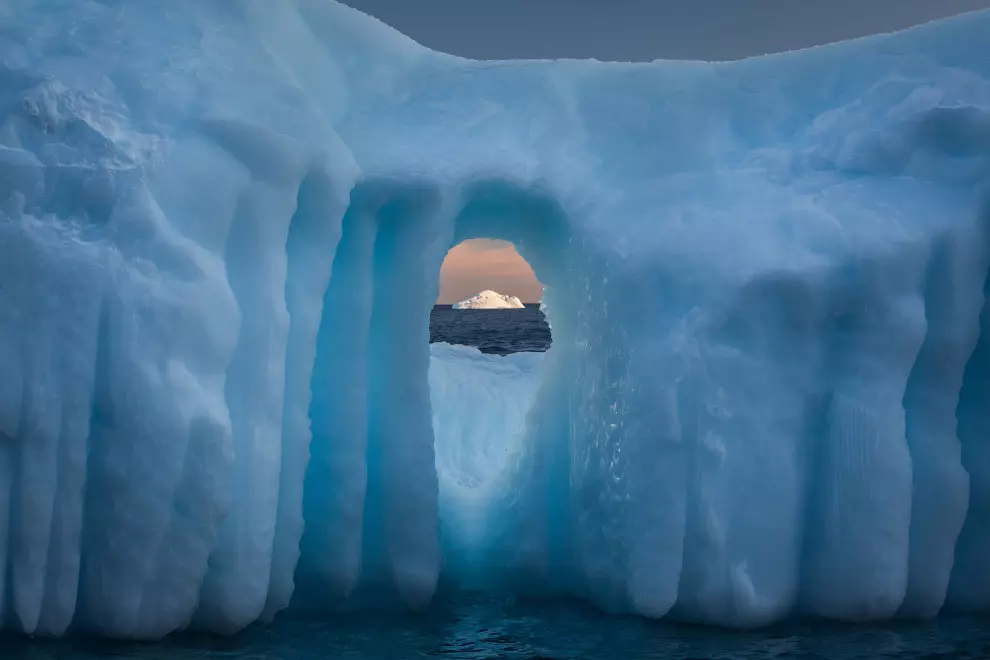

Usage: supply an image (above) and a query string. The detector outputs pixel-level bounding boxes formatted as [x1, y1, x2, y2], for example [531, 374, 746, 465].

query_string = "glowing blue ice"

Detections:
[0, 0, 989, 639]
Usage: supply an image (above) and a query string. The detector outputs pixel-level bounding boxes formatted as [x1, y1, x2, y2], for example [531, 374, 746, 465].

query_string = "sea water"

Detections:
[4, 596, 989, 659]
[430, 305, 552, 355]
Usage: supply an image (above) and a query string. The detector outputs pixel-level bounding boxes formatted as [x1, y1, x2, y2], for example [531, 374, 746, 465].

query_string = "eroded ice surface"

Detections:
[429, 343, 545, 582]
[0, 0, 990, 639]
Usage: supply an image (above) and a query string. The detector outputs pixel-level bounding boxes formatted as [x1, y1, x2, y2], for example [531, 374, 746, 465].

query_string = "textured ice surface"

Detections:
[1, 0, 990, 639]
[429, 343, 545, 582]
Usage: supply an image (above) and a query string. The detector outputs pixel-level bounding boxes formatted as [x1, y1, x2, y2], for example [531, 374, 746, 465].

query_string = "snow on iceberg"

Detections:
[452, 290, 526, 309]
[0, 0, 989, 639]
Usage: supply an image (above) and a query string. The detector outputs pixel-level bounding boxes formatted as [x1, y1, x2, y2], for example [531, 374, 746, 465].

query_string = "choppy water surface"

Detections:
[4, 596, 989, 659]
[430, 305, 551, 355]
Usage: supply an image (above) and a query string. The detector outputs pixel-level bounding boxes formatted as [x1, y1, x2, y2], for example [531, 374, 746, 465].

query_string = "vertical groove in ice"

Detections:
[803, 259, 926, 620]
[264, 159, 352, 621]
[195, 180, 294, 632]
[300, 192, 377, 599]
[366, 184, 446, 607]
[899, 227, 986, 618]
[947, 224, 990, 612]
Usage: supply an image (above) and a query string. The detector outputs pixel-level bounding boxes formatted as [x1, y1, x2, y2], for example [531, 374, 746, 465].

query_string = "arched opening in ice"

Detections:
[431, 239, 549, 354]
[295, 177, 573, 608]
[430, 239, 548, 587]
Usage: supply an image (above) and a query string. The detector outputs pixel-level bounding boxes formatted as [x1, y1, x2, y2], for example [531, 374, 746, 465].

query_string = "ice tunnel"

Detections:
[1, 0, 990, 640]
[295, 177, 570, 616]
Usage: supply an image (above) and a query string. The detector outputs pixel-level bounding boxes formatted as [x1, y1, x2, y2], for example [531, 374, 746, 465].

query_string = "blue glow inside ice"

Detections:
[0, 0, 989, 639]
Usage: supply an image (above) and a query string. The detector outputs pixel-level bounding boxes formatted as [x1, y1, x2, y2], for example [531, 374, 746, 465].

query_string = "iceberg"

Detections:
[0, 0, 989, 639]
[452, 290, 526, 309]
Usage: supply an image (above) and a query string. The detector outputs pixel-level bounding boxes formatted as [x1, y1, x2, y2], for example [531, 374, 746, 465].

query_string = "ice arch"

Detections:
[0, 0, 990, 640]
[295, 177, 571, 605]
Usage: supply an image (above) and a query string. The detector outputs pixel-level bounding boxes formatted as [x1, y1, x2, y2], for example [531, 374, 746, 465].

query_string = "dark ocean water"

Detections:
[430, 304, 551, 355]
[4, 596, 990, 660]
[6, 310, 990, 659]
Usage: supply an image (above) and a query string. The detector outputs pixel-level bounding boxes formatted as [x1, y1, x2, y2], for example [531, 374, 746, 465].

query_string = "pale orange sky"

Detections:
[436, 239, 544, 304]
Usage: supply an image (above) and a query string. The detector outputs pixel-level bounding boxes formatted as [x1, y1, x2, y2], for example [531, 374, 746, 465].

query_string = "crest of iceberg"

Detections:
[452, 290, 526, 309]
[0, 0, 989, 639]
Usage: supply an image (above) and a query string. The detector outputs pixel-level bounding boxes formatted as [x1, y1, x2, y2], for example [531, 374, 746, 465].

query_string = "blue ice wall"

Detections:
[0, 0, 989, 638]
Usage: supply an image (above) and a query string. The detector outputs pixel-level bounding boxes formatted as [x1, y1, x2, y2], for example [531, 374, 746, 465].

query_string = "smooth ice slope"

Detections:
[452, 290, 526, 309]
[1, 0, 990, 639]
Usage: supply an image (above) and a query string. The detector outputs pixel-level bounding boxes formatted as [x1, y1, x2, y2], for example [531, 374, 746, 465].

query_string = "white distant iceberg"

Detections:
[452, 290, 526, 309]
